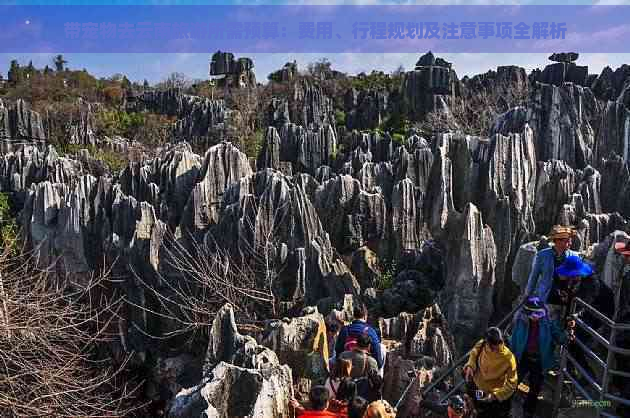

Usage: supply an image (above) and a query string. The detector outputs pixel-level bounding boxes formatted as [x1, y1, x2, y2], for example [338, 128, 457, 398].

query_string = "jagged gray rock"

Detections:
[0, 98, 46, 141]
[528, 82, 599, 168]
[403, 53, 460, 119]
[168, 304, 292, 418]
[441, 203, 497, 353]
[278, 123, 337, 175]
[534, 160, 579, 234]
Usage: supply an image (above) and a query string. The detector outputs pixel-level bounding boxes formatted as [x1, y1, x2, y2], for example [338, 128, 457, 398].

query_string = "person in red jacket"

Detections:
[290, 385, 339, 417]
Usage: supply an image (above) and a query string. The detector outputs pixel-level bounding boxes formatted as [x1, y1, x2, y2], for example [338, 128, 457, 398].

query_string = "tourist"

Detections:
[462, 327, 517, 418]
[525, 225, 579, 309]
[347, 397, 369, 418]
[419, 394, 475, 418]
[551, 254, 603, 382]
[508, 297, 568, 418]
[335, 303, 384, 370]
[328, 378, 357, 417]
[325, 358, 353, 399]
[356, 368, 384, 403]
[339, 333, 379, 381]
[290, 385, 339, 417]
[327, 321, 342, 369]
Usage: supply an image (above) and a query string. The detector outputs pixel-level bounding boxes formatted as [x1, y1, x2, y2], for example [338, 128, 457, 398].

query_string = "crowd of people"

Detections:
[289, 225, 630, 418]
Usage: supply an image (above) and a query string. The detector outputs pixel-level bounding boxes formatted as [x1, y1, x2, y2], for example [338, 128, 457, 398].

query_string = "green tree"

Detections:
[8, 60, 22, 84]
[53, 54, 67, 72]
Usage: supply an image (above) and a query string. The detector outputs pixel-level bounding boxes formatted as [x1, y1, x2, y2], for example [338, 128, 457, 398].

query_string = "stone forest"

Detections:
[0, 51, 629, 418]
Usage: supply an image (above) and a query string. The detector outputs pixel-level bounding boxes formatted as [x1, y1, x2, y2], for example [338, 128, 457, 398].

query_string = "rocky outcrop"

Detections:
[266, 98, 290, 128]
[216, 169, 359, 306]
[591, 64, 630, 101]
[596, 94, 630, 164]
[131, 88, 228, 141]
[533, 160, 579, 234]
[256, 127, 281, 170]
[482, 126, 537, 311]
[403, 52, 460, 120]
[536, 53, 587, 87]
[168, 304, 292, 418]
[209, 51, 256, 89]
[528, 82, 599, 169]
[345, 88, 389, 131]
[277, 123, 337, 175]
[313, 174, 387, 254]
[0, 98, 46, 141]
[441, 204, 497, 353]
[268, 61, 298, 83]
[380, 304, 455, 405]
[291, 78, 335, 129]
[68, 98, 97, 146]
[261, 307, 328, 385]
[181, 142, 252, 234]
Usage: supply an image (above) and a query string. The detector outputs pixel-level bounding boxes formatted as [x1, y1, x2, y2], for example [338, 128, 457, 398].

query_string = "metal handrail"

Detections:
[399, 297, 527, 410]
[552, 296, 630, 418]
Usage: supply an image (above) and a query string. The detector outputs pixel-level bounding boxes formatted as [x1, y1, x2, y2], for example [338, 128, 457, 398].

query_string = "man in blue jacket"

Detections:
[509, 296, 569, 418]
[525, 225, 579, 308]
[335, 302, 384, 370]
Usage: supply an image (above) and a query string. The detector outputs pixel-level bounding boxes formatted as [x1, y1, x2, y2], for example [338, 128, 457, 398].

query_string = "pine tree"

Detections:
[53, 54, 67, 72]
[8, 60, 22, 84]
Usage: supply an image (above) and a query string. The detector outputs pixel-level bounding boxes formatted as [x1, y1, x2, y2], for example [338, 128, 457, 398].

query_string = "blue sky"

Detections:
[2, 0, 630, 83]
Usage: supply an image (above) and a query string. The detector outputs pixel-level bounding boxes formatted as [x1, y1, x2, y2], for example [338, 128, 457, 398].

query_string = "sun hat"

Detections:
[555, 255, 593, 277]
[614, 240, 630, 256]
[523, 296, 546, 319]
[549, 225, 575, 240]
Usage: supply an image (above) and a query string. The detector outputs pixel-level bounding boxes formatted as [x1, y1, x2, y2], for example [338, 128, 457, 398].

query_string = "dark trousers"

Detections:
[475, 397, 512, 418]
[517, 353, 544, 416]
[466, 382, 512, 418]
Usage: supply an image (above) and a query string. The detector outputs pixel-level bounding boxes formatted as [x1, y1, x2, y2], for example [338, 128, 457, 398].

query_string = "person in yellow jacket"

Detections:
[462, 327, 517, 418]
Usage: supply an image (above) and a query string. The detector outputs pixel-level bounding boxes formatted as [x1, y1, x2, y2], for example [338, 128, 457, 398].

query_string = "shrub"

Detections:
[376, 260, 397, 290]
[335, 109, 346, 127]
[0, 193, 18, 254]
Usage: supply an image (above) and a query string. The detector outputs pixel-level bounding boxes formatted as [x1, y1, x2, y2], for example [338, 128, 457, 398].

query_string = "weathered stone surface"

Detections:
[291, 78, 335, 129]
[278, 123, 337, 175]
[512, 241, 539, 298]
[549, 52, 579, 63]
[209, 51, 256, 88]
[345, 89, 389, 131]
[0, 98, 46, 141]
[269, 61, 298, 83]
[528, 82, 599, 169]
[131, 88, 228, 141]
[261, 307, 328, 383]
[596, 97, 630, 164]
[181, 142, 251, 234]
[598, 157, 630, 218]
[266, 98, 290, 128]
[68, 98, 97, 146]
[257, 127, 281, 170]
[168, 304, 292, 418]
[217, 169, 359, 306]
[381, 304, 455, 406]
[441, 203, 496, 353]
[538, 61, 588, 87]
[534, 160, 578, 234]
[314, 174, 387, 253]
[482, 126, 537, 312]
[591, 64, 630, 101]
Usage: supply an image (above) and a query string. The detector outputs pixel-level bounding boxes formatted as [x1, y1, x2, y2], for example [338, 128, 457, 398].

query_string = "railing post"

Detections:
[552, 298, 578, 417]
[601, 326, 617, 412]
